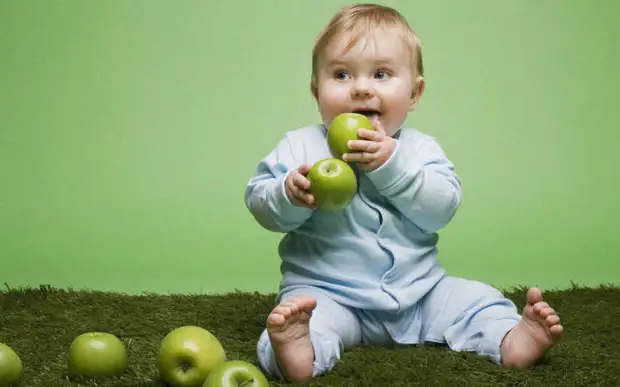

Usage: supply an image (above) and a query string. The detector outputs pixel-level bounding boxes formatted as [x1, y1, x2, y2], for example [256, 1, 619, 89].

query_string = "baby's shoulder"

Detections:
[398, 127, 440, 149]
[399, 127, 435, 141]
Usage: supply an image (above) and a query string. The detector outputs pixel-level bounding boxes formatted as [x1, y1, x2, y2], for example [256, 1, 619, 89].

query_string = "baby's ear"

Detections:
[410, 76, 425, 110]
[310, 78, 318, 100]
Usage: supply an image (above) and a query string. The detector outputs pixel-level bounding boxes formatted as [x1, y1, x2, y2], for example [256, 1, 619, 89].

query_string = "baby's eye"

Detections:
[374, 71, 389, 79]
[335, 71, 349, 80]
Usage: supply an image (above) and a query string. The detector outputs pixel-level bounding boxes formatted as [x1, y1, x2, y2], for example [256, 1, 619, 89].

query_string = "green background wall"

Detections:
[1, 0, 618, 295]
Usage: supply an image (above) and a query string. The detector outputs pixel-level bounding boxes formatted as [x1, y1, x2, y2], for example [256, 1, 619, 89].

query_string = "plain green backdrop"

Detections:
[1, 0, 618, 295]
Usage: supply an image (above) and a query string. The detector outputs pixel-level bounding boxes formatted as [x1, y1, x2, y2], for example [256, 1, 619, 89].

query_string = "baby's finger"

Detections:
[356, 160, 378, 172]
[287, 187, 309, 207]
[294, 172, 311, 191]
[285, 183, 299, 204]
[297, 164, 312, 175]
[294, 186, 315, 205]
[343, 151, 373, 163]
[357, 128, 384, 140]
[371, 117, 386, 134]
[347, 139, 380, 153]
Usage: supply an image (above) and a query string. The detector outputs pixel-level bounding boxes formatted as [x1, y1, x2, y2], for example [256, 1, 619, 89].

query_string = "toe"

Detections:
[539, 307, 556, 318]
[272, 305, 294, 320]
[549, 324, 564, 340]
[533, 302, 549, 314]
[546, 314, 560, 326]
[526, 287, 543, 305]
[297, 296, 318, 312]
[280, 300, 301, 315]
[550, 324, 564, 336]
[267, 313, 285, 327]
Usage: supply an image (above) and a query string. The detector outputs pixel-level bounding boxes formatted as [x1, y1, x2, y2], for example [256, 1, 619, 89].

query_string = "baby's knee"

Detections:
[460, 279, 508, 303]
[483, 283, 504, 300]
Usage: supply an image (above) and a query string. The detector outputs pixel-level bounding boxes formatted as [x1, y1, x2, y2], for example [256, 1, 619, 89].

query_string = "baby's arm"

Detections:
[245, 134, 314, 233]
[365, 137, 462, 234]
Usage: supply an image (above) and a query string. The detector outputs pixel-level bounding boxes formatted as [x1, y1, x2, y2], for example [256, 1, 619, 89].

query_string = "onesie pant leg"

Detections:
[256, 287, 363, 380]
[417, 276, 521, 364]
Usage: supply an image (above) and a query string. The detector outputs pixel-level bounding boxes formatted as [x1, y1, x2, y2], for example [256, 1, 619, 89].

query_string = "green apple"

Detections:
[0, 343, 23, 387]
[66, 332, 128, 379]
[307, 158, 358, 211]
[202, 360, 269, 387]
[157, 325, 227, 387]
[327, 112, 376, 159]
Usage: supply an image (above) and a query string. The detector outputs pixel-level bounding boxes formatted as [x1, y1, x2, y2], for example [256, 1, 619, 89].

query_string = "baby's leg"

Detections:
[256, 287, 362, 382]
[417, 277, 562, 367]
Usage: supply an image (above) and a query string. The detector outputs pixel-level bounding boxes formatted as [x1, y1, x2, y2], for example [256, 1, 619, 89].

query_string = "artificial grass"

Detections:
[0, 283, 618, 387]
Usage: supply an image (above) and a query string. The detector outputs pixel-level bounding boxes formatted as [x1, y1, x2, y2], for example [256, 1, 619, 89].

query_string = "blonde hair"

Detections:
[310, 3, 424, 95]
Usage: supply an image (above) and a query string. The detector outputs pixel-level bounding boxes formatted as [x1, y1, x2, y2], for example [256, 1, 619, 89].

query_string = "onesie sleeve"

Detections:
[245, 134, 314, 233]
[365, 136, 462, 234]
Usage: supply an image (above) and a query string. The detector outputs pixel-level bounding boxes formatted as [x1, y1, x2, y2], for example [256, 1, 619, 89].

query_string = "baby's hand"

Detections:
[285, 165, 315, 208]
[343, 119, 397, 172]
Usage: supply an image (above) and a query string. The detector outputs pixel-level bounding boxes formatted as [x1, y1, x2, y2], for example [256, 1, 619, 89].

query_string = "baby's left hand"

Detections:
[342, 120, 397, 172]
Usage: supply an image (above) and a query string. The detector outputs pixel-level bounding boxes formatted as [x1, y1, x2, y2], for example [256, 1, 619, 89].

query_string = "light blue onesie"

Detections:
[245, 124, 521, 380]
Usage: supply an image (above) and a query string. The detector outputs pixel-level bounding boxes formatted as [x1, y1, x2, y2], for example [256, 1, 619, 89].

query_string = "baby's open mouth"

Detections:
[353, 109, 380, 123]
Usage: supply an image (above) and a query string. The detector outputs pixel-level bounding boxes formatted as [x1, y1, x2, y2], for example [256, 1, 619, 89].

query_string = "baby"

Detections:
[244, 3, 563, 382]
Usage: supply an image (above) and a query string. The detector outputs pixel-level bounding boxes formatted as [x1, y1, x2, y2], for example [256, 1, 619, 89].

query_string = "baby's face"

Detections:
[313, 27, 420, 137]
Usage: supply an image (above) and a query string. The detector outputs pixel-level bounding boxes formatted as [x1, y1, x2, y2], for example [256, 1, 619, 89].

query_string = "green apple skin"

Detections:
[307, 158, 358, 211]
[202, 360, 269, 387]
[327, 112, 375, 159]
[157, 326, 227, 387]
[66, 332, 128, 379]
[0, 343, 23, 387]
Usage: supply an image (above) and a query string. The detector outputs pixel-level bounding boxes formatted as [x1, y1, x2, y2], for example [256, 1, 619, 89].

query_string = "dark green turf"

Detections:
[0, 283, 618, 386]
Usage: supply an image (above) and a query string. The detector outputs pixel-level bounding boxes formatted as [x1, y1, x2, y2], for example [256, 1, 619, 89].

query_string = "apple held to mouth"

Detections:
[66, 332, 128, 380]
[157, 325, 227, 387]
[0, 343, 23, 387]
[307, 158, 358, 211]
[202, 360, 269, 387]
[327, 112, 376, 159]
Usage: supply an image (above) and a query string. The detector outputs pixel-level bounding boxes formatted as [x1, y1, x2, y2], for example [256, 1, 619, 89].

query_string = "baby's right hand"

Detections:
[285, 164, 315, 209]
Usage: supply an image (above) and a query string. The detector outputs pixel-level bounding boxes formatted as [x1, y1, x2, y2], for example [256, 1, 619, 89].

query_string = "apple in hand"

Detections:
[0, 343, 23, 387]
[202, 360, 269, 387]
[157, 325, 227, 387]
[66, 332, 128, 379]
[307, 158, 358, 211]
[327, 112, 376, 159]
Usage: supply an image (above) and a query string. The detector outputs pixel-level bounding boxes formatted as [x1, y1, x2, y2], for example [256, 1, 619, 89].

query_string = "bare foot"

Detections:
[500, 287, 563, 368]
[267, 296, 317, 382]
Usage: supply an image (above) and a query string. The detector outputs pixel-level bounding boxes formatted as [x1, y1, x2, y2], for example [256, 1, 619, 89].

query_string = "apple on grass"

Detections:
[327, 112, 376, 159]
[157, 325, 227, 387]
[66, 332, 128, 380]
[307, 158, 358, 211]
[0, 343, 23, 387]
[202, 360, 269, 387]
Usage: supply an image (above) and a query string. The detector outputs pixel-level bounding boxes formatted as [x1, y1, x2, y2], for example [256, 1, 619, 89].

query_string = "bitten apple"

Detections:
[327, 112, 375, 159]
